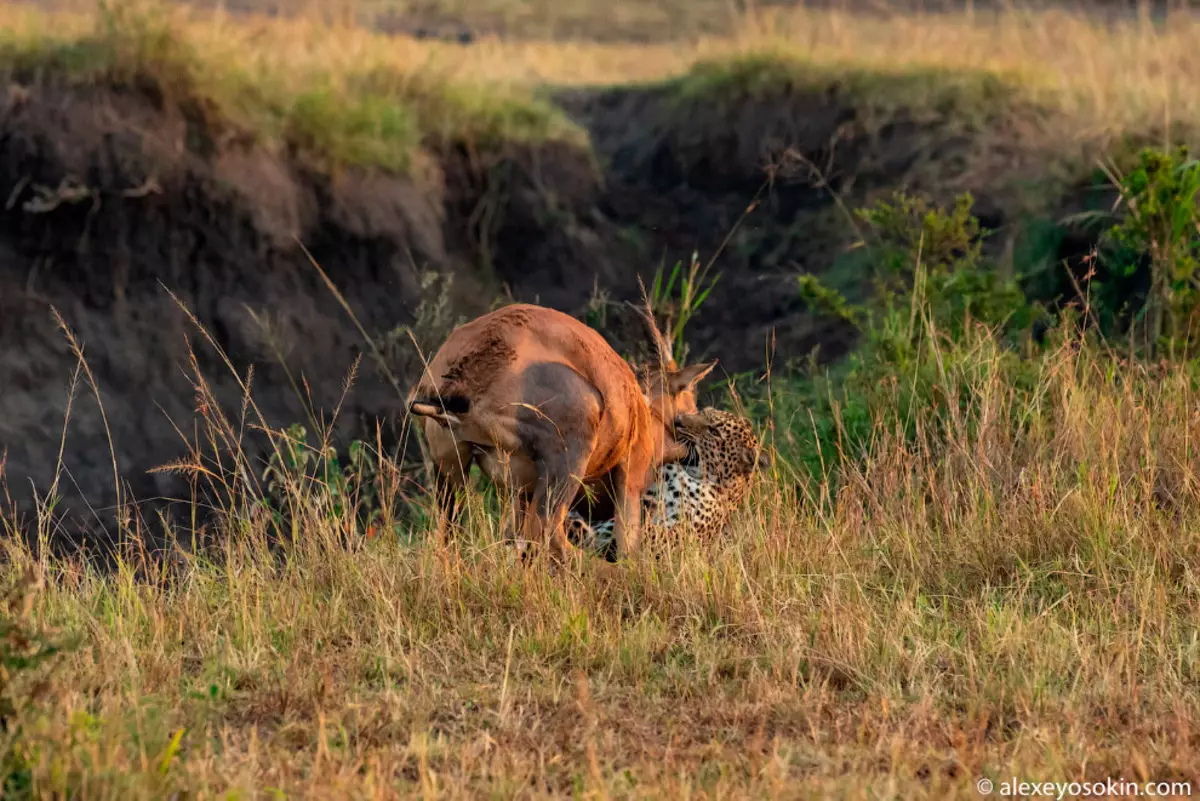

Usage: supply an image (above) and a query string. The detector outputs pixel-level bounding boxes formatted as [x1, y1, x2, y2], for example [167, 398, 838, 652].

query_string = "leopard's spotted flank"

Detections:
[566, 407, 769, 554]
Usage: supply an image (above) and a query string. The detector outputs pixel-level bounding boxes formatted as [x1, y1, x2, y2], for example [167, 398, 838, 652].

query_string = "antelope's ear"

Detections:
[669, 360, 717, 394]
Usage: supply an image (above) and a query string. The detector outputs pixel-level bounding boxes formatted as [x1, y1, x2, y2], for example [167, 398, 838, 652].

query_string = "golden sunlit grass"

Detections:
[1, 0, 1197, 174]
[3, 319, 1200, 797]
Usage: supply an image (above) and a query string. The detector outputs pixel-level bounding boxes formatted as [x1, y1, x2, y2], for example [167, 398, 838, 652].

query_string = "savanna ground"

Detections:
[3, 0, 1200, 798]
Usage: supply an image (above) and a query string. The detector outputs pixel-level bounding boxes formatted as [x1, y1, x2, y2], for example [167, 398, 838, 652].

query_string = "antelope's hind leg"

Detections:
[512, 364, 602, 564]
[517, 438, 595, 564]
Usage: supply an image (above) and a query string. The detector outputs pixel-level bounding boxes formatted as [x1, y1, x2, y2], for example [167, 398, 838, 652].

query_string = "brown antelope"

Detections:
[406, 302, 715, 560]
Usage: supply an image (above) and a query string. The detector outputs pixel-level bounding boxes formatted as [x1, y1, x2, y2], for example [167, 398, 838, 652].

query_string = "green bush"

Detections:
[261, 425, 406, 544]
[1101, 145, 1200, 357]
[800, 191, 1040, 347]
[782, 191, 1048, 484]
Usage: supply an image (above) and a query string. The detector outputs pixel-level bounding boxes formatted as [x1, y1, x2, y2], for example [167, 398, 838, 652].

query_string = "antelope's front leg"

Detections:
[610, 462, 646, 559]
[425, 424, 474, 546]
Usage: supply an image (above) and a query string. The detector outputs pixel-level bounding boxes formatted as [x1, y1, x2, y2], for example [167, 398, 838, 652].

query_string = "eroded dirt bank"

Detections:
[0, 72, 1089, 542]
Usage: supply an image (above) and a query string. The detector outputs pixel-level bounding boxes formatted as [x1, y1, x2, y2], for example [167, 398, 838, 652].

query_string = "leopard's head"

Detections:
[673, 407, 770, 486]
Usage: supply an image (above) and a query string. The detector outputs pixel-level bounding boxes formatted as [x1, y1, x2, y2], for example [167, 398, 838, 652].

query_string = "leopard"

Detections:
[565, 406, 770, 556]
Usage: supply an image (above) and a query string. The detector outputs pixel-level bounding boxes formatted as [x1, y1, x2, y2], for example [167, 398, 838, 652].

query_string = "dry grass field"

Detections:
[2, 0, 1200, 798]
[4, 321, 1200, 798]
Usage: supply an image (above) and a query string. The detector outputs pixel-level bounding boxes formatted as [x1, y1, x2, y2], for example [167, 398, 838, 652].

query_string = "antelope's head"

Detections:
[631, 301, 717, 459]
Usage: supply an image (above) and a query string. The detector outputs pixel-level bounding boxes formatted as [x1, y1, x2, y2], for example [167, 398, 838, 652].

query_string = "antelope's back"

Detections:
[415, 303, 645, 430]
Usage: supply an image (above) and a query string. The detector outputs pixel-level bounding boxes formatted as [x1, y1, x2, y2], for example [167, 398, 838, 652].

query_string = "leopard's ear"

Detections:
[741, 445, 771, 472]
[737, 445, 756, 471]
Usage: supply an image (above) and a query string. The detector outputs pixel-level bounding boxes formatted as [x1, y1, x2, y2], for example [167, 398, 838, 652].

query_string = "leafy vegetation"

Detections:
[647, 253, 722, 365]
[789, 191, 1044, 479]
[784, 145, 1200, 488]
[801, 191, 1041, 341]
[1101, 146, 1200, 356]
[261, 423, 407, 543]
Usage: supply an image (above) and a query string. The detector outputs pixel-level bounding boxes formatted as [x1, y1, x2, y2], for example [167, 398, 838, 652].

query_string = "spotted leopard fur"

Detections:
[566, 407, 768, 554]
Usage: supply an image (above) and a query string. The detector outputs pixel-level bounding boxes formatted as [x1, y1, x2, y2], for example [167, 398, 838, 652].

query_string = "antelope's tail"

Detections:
[407, 394, 471, 428]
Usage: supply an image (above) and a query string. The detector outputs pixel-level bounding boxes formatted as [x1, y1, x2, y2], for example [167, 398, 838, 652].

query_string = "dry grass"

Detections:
[2, 0, 1199, 172]
[3, 318, 1200, 797]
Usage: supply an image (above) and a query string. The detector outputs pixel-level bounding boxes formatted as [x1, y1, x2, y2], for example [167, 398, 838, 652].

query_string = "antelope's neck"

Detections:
[643, 394, 666, 425]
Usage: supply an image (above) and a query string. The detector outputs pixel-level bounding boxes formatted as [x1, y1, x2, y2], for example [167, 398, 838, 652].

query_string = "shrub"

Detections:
[785, 192, 1047, 478]
[800, 191, 1040, 348]
[261, 424, 409, 544]
[1101, 145, 1200, 357]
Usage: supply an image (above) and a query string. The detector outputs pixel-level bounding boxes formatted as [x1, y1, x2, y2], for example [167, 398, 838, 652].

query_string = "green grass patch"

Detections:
[285, 85, 422, 173]
[0, 1, 587, 174]
[670, 50, 1036, 118]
